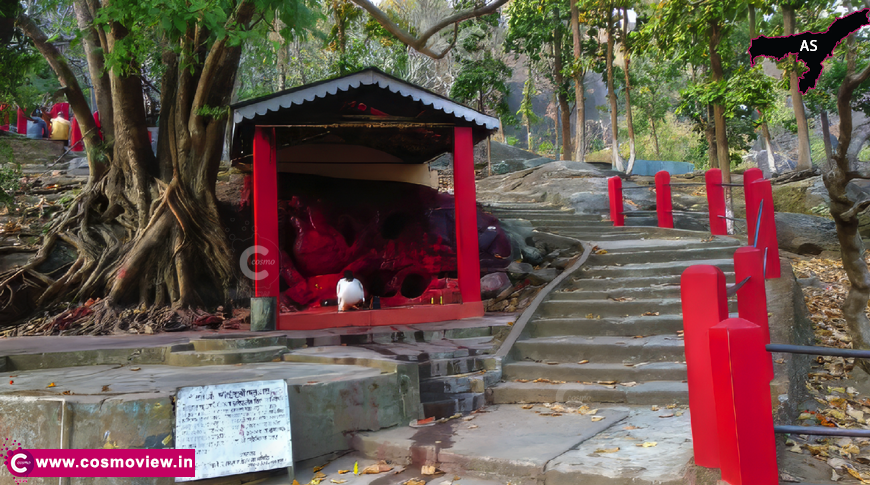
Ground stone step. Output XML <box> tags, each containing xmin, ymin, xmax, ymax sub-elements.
<box><xmin>191</xmin><ymin>336</ymin><xmax>287</xmax><ymax>352</ymax></box>
<box><xmin>490</xmin><ymin>213</ymin><xmax>607</xmax><ymax>223</ymax></box>
<box><xmin>555</xmin><ymin>231</ymin><xmax>658</xmax><ymax>241</ymax></box>
<box><xmin>537</xmin><ymin>225</ymin><xmax>649</xmax><ymax>235</ymax></box>
<box><xmin>503</xmin><ymin>361</ymin><xmax>687</xmax><ymax>382</ymax></box>
<box><xmin>490</xmin><ymin>380</ymin><xmax>688</xmax><ymax>405</ymax></box>
<box><xmin>566</xmin><ymin>273</ymin><xmax>735</xmax><ymax>291</ymax></box>
<box><xmin>593</xmin><ymin>237</ymin><xmax>742</xmax><ymax>253</ymax></box>
<box><xmin>537</xmin><ymin>298</ymin><xmax>688</xmax><ymax>318</ymax></box>
<box><xmin>589</xmin><ymin>245</ymin><xmax>738</xmax><ymax>264</ymax></box>
<box><xmin>580</xmin><ymin>258</ymin><xmax>734</xmax><ymax>278</ymax></box>
<box><xmin>511</xmin><ymin>335</ymin><xmax>685</xmax><ymax>364</ymax></box>
<box><xmin>165</xmin><ymin>346</ymin><xmax>290</xmax><ymax>366</ymax></box>
<box><xmin>527</xmin><ymin>315</ymin><xmax>685</xmax><ymax>337</ymax></box>
<box><xmin>550</xmin><ymin>286</ymin><xmax>682</xmax><ymax>301</ymax></box>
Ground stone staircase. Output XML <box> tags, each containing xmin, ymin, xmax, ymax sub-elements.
<box><xmin>484</xmin><ymin>203</ymin><xmax>742</xmax><ymax>406</ymax></box>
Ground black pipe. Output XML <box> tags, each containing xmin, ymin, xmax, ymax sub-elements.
<box><xmin>774</xmin><ymin>425</ymin><xmax>870</xmax><ymax>437</ymax></box>
<box><xmin>766</xmin><ymin>343</ymin><xmax>870</xmax><ymax>359</ymax></box>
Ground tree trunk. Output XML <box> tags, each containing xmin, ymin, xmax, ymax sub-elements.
<box><xmin>706</xmin><ymin>104</ymin><xmax>718</xmax><ymax>168</ymax></box>
<box><xmin>605</xmin><ymin>11</ymin><xmax>623</xmax><ymax>170</ymax></box>
<box><xmin>709</xmin><ymin>21</ymin><xmax>731</xmax><ymax>183</ymax></box>
<box><xmin>6</xmin><ymin>6</ymin><xmax>255</xmax><ymax>332</ymax></box>
<box><xmin>821</xmin><ymin>110</ymin><xmax>833</xmax><ymax>166</ymax></box>
<box><xmin>650</xmin><ymin>116</ymin><xmax>660</xmax><ymax>158</ymax></box>
<box><xmin>824</xmin><ymin>42</ymin><xmax>870</xmax><ymax>369</ymax></box>
<box><xmin>552</xmin><ymin>10</ymin><xmax>571</xmax><ymax>159</ymax></box>
<box><xmin>783</xmin><ymin>5</ymin><xmax>813</xmax><ymax>171</ymax></box>
<box><xmin>749</xmin><ymin>3</ymin><xmax>777</xmax><ymax>176</ymax></box>
<box><xmin>73</xmin><ymin>0</ymin><xmax>114</xmax><ymax>142</ymax></box>
<box><xmin>570</xmin><ymin>0</ymin><xmax>586</xmax><ymax>162</ymax></box>
<box><xmin>17</xmin><ymin>12</ymin><xmax>103</xmax><ymax>180</ymax></box>
<box><xmin>553</xmin><ymin>89</ymin><xmax>560</xmax><ymax>160</ymax></box>
<box><xmin>622</xmin><ymin>7</ymin><xmax>636</xmax><ymax>175</ymax></box>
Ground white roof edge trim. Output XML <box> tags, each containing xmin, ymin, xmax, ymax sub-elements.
<box><xmin>232</xmin><ymin>71</ymin><xmax>500</xmax><ymax>130</ymax></box>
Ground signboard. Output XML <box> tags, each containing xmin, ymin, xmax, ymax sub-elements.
<box><xmin>175</xmin><ymin>379</ymin><xmax>292</xmax><ymax>481</ymax></box>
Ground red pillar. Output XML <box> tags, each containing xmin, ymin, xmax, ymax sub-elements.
<box><xmin>706</xmin><ymin>169</ymin><xmax>727</xmax><ymax>236</ymax></box>
<box><xmin>655</xmin><ymin>171</ymin><xmax>674</xmax><ymax>228</ymax></box>
<box><xmin>709</xmin><ymin>318</ymin><xmax>778</xmax><ymax>485</ymax></box>
<box><xmin>608</xmin><ymin>176</ymin><xmax>625</xmax><ymax>227</ymax></box>
<box><xmin>733</xmin><ymin>246</ymin><xmax>774</xmax><ymax>382</ymax></box>
<box><xmin>743</xmin><ymin>168</ymin><xmax>764</xmax><ymax>245</ymax></box>
<box><xmin>680</xmin><ymin>265</ymin><xmax>728</xmax><ymax>469</ymax></box>
<box><xmin>70</xmin><ymin>115</ymin><xmax>84</xmax><ymax>152</ymax></box>
<box><xmin>453</xmin><ymin>127</ymin><xmax>482</xmax><ymax>305</ymax></box>
<box><xmin>252</xmin><ymin>127</ymin><xmax>280</xmax><ymax>317</ymax></box>
<box><xmin>751</xmin><ymin>179</ymin><xmax>781</xmax><ymax>279</ymax></box>
<box><xmin>17</xmin><ymin>107</ymin><xmax>26</xmax><ymax>135</ymax></box>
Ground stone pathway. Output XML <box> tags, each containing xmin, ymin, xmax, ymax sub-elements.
<box><xmin>352</xmin><ymin>201</ymin><xmax>741</xmax><ymax>484</ymax></box>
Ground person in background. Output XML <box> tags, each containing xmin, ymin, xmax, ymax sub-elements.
<box><xmin>50</xmin><ymin>112</ymin><xmax>70</xmax><ymax>142</ymax></box>
<box><xmin>26</xmin><ymin>109</ymin><xmax>48</xmax><ymax>139</ymax></box>
<box><xmin>336</xmin><ymin>270</ymin><xmax>365</xmax><ymax>312</ymax></box>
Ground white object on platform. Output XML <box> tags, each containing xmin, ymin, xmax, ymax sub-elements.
<box><xmin>336</xmin><ymin>278</ymin><xmax>365</xmax><ymax>311</ymax></box>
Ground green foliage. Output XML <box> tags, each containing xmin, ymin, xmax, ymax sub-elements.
<box><xmin>537</xmin><ymin>139</ymin><xmax>554</xmax><ymax>155</ymax></box>
<box><xmin>517</xmin><ymin>76</ymin><xmax>540</xmax><ymax>128</ymax></box>
<box><xmin>451</xmin><ymin>52</ymin><xmax>513</xmax><ymax>122</ymax></box>
<box><xmin>505</xmin><ymin>135</ymin><xmax>519</xmax><ymax>146</ymax></box>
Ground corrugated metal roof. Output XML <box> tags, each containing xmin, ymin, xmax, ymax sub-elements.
<box><xmin>231</xmin><ymin>67</ymin><xmax>500</xmax><ymax>130</ymax></box>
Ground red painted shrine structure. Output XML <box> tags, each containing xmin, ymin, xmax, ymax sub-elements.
<box><xmin>230</xmin><ymin>68</ymin><xmax>499</xmax><ymax>331</ymax></box>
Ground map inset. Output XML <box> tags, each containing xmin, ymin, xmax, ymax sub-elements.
<box><xmin>748</xmin><ymin>9</ymin><xmax>870</xmax><ymax>93</ymax></box>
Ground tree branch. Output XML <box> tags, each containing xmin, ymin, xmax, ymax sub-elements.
<box><xmin>843</xmin><ymin>196</ymin><xmax>870</xmax><ymax>222</ymax></box>
<box><xmin>349</xmin><ymin>0</ymin><xmax>505</xmax><ymax>58</ymax></box>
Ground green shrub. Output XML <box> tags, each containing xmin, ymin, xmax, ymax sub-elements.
<box><xmin>506</xmin><ymin>135</ymin><xmax>519</xmax><ymax>146</ymax></box>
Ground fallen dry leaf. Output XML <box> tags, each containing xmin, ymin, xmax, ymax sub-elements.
<box><xmin>637</xmin><ymin>442</ymin><xmax>657</xmax><ymax>448</ymax></box>
<box><xmin>594</xmin><ymin>447</ymin><xmax>619</xmax><ymax>453</ymax></box>
<box><xmin>313</xmin><ymin>465</ymin><xmax>325</xmax><ymax>473</ymax></box>
<box><xmin>623</xmin><ymin>426</ymin><xmax>640</xmax><ymax>430</ymax></box>
<box><xmin>659</xmin><ymin>413</ymin><xmax>675</xmax><ymax>418</ymax></box>
<box><xmin>404</xmin><ymin>480</ymin><xmax>425</xmax><ymax>485</ymax></box>
<box><xmin>46</xmin><ymin>383</ymin><xmax>55</xmax><ymax>388</ymax></box>
<box><xmin>337</xmin><ymin>470</ymin><xmax>350</xmax><ymax>475</ymax></box>
<box><xmin>421</xmin><ymin>465</ymin><xmax>437</xmax><ymax>475</ymax></box>
<box><xmin>330</xmin><ymin>481</ymin><xmax>347</xmax><ymax>484</ymax></box>
<box><xmin>578</xmin><ymin>360</ymin><xmax>589</xmax><ymax>364</ymax></box>
<box><xmin>642</xmin><ymin>312</ymin><xmax>660</xmax><ymax>316</ymax></box>
<box><xmin>130</xmin><ymin>367</ymin><xmax>141</xmax><ymax>371</ymax></box>
<box><xmin>101</xmin><ymin>385</ymin><xmax>110</xmax><ymax>392</ymax></box>
<box><xmin>362</xmin><ymin>461</ymin><xmax>394</xmax><ymax>475</ymax></box>
<box><xmin>522</xmin><ymin>404</ymin><xmax>534</xmax><ymax>409</ymax></box>
<box><xmin>591</xmin><ymin>416</ymin><xmax>605</xmax><ymax>422</ymax></box>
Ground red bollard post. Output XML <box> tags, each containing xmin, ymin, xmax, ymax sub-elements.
<box><xmin>750</xmin><ymin>179</ymin><xmax>781</xmax><ymax>279</ymax></box>
<box><xmin>706</xmin><ymin>169</ymin><xmax>727</xmax><ymax>236</ymax></box>
<box><xmin>655</xmin><ymin>171</ymin><xmax>674</xmax><ymax>228</ymax></box>
<box><xmin>733</xmin><ymin>247</ymin><xmax>774</xmax><ymax>381</ymax></box>
<box><xmin>680</xmin><ymin>265</ymin><xmax>729</xmax><ymax>469</ymax></box>
<box><xmin>709</xmin><ymin>318</ymin><xmax>778</xmax><ymax>485</ymax></box>
<box><xmin>743</xmin><ymin>168</ymin><xmax>764</xmax><ymax>246</ymax></box>
<box><xmin>608</xmin><ymin>176</ymin><xmax>625</xmax><ymax>227</ymax></box>
<box><xmin>16</xmin><ymin>107</ymin><xmax>26</xmax><ymax>135</ymax></box>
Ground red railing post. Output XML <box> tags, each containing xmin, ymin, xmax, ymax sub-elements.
<box><xmin>680</xmin><ymin>265</ymin><xmax>729</xmax><ymax>469</ymax></box>
<box><xmin>709</xmin><ymin>318</ymin><xmax>778</xmax><ymax>485</ymax></box>
<box><xmin>706</xmin><ymin>169</ymin><xmax>727</xmax><ymax>236</ymax></box>
<box><xmin>743</xmin><ymin>168</ymin><xmax>764</xmax><ymax>245</ymax></box>
<box><xmin>655</xmin><ymin>171</ymin><xmax>674</xmax><ymax>228</ymax></box>
<box><xmin>733</xmin><ymin>247</ymin><xmax>774</xmax><ymax>381</ymax></box>
<box><xmin>608</xmin><ymin>176</ymin><xmax>625</xmax><ymax>227</ymax></box>
<box><xmin>750</xmin><ymin>179</ymin><xmax>781</xmax><ymax>279</ymax></box>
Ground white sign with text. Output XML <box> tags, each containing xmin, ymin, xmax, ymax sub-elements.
<box><xmin>175</xmin><ymin>379</ymin><xmax>292</xmax><ymax>481</ymax></box>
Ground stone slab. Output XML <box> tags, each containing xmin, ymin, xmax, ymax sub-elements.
<box><xmin>544</xmin><ymin>405</ymin><xmax>695</xmax><ymax>485</ymax></box>
<box><xmin>352</xmin><ymin>404</ymin><xmax>629</xmax><ymax>483</ymax></box>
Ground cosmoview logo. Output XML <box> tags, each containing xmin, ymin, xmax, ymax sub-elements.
<box><xmin>2</xmin><ymin>439</ymin><xmax>33</xmax><ymax>483</ymax></box>
<box><xmin>240</xmin><ymin>245</ymin><xmax>274</xmax><ymax>281</ymax></box>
